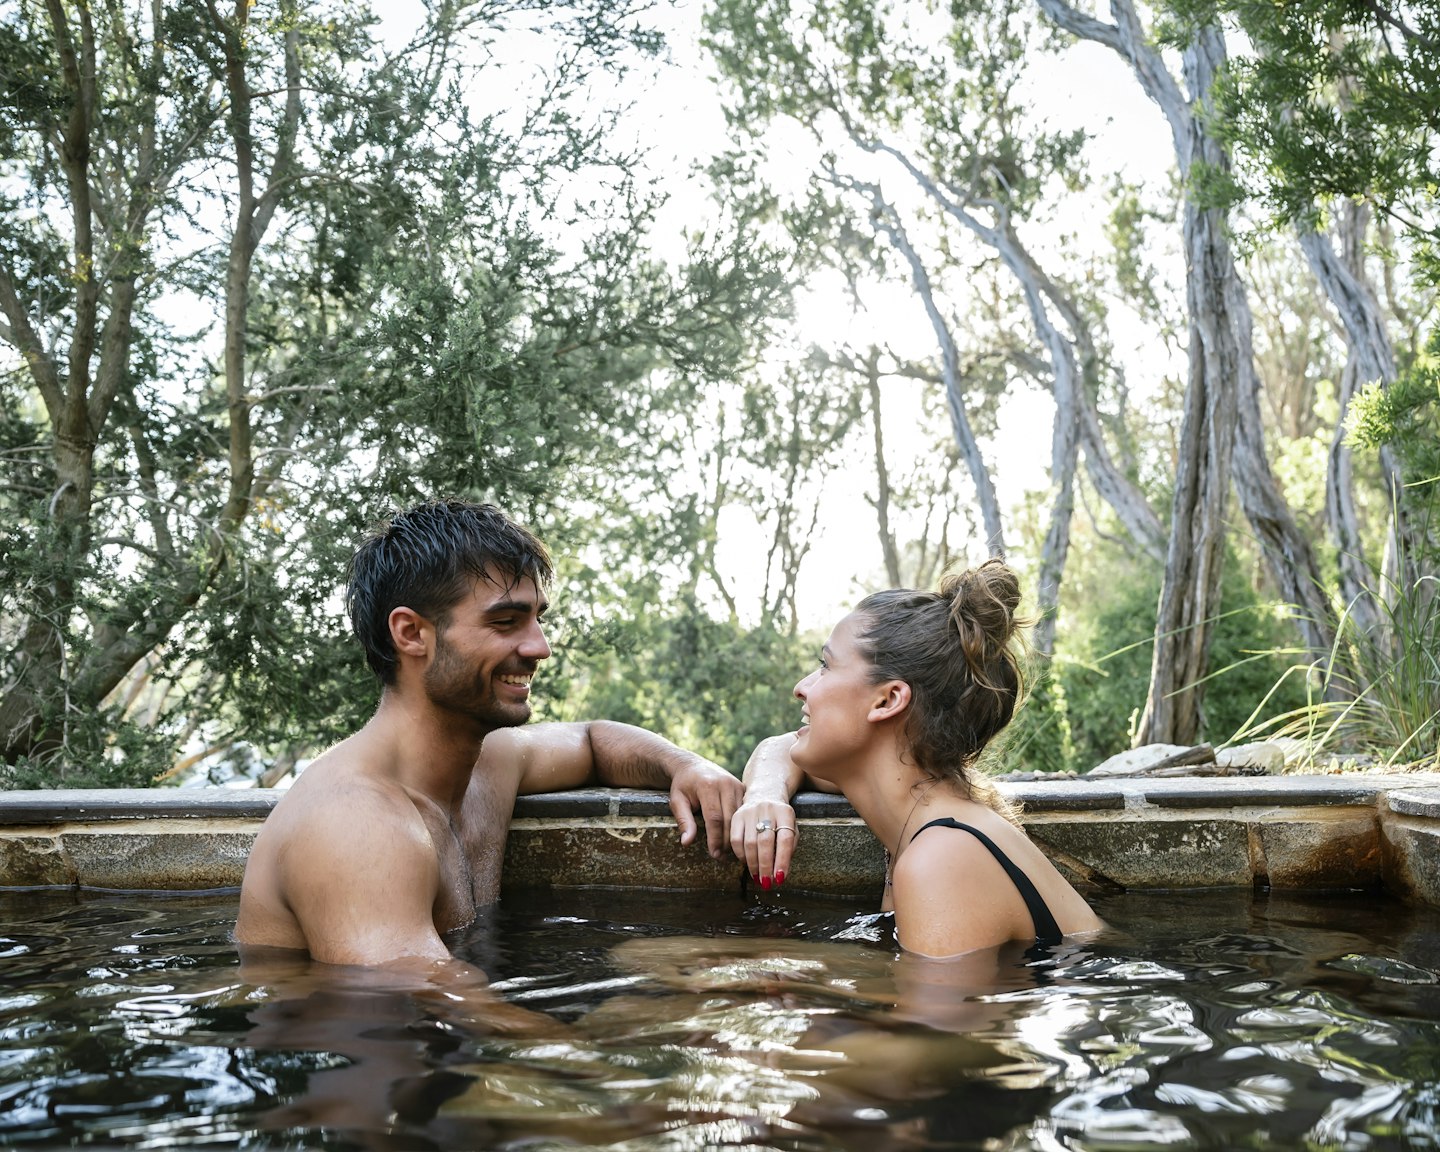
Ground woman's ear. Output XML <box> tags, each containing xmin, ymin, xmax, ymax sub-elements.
<box><xmin>867</xmin><ymin>680</ymin><xmax>911</xmax><ymax>723</ymax></box>
<box><xmin>389</xmin><ymin>606</ymin><xmax>432</xmax><ymax>660</ymax></box>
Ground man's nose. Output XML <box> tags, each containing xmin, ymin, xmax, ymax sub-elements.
<box><xmin>521</xmin><ymin>621</ymin><xmax>552</xmax><ymax>661</ymax></box>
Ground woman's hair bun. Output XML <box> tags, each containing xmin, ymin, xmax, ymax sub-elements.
<box><xmin>940</xmin><ymin>558</ymin><xmax>1022</xmax><ymax>683</ymax></box>
<box><xmin>852</xmin><ymin>557</ymin><xmax>1029</xmax><ymax>785</ymax></box>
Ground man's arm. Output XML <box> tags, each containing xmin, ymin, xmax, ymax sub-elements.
<box><xmin>587</xmin><ymin>720</ymin><xmax>744</xmax><ymax>859</ymax></box>
<box><xmin>479</xmin><ymin>721</ymin><xmax>744</xmax><ymax>859</ymax></box>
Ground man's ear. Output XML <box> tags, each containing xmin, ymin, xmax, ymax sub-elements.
<box><xmin>389</xmin><ymin>606</ymin><xmax>433</xmax><ymax>661</ymax></box>
<box><xmin>867</xmin><ymin>680</ymin><xmax>911</xmax><ymax>723</ymax></box>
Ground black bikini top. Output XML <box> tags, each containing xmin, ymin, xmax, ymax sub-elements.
<box><xmin>910</xmin><ymin>817</ymin><xmax>1064</xmax><ymax>946</ymax></box>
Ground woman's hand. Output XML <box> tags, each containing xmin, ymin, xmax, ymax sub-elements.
<box><xmin>730</xmin><ymin>797</ymin><xmax>798</xmax><ymax>888</ymax></box>
<box><xmin>730</xmin><ymin>733</ymin><xmax>804</xmax><ymax>888</ymax></box>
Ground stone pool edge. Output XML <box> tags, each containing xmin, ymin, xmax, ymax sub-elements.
<box><xmin>2</xmin><ymin>775</ymin><xmax>1439</xmax><ymax>903</ymax></box>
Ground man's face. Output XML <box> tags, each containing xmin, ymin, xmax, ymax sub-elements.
<box><xmin>422</xmin><ymin>572</ymin><xmax>552</xmax><ymax>728</ymax></box>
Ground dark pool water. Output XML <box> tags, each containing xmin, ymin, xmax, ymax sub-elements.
<box><xmin>1</xmin><ymin>885</ymin><xmax>1439</xmax><ymax>1150</ymax></box>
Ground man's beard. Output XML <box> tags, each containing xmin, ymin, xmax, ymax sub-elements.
<box><xmin>423</xmin><ymin>637</ymin><xmax>532</xmax><ymax>728</ymax></box>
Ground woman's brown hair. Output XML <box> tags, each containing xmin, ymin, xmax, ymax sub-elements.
<box><xmin>853</xmin><ymin>558</ymin><xmax>1027</xmax><ymax>795</ymax></box>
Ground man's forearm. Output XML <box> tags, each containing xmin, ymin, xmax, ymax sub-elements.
<box><xmin>587</xmin><ymin>720</ymin><xmax>706</xmax><ymax>787</ymax></box>
<box><xmin>587</xmin><ymin>720</ymin><xmax>742</xmax><ymax>857</ymax></box>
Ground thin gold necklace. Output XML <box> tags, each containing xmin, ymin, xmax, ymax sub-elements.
<box><xmin>883</xmin><ymin>779</ymin><xmax>941</xmax><ymax>888</ymax></box>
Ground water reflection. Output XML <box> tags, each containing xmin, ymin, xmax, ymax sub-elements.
<box><xmin>1</xmin><ymin>888</ymin><xmax>1440</xmax><ymax>1149</ymax></box>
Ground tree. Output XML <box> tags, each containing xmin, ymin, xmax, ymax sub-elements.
<box><xmin>816</xmin><ymin>343</ymin><xmax>974</xmax><ymax>591</ymax></box>
<box><xmin>1039</xmin><ymin>0</ymin><xmax>1340</xmax><ymax>743</ymax></box>
<box><xmin>1205</xmin><ymin>0</ymin><xmax>1440</xmax><ymax>597</ymax></box>
<box><xmin>0</xmin><ymin>0</ymin><xmax>786</xmax><ymax>782</ymax></box>
<box><xmin>706</xmin><ymin>0</ymin><xmax>1169</xmax><ymax>657</ymax></box>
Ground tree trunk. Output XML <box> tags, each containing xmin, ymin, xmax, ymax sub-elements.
<box><xmin>1298</xmin><ymin>202</ymin><xmax>1409</xmax><ymax>625</ymax></box>
<box><xmin>1138</xmin><ymin>162</ymin><xmax>1237</xmax><ymax>745</ymax></box>
<box><xmin>1299</xmin><ymin>215</ymin><xmax>1380</xmax><ymax>629</ymax></box>
<box><xmin>863</xmin><ymin>351</ymin><xmax>905</xmax><ymax>587</ymax></box>
<box><xmin>862</xmin><ymin>183</ymin><xmax>1008</xmax><ymax>556</ymax></box>
<box><xmin>1039</xmin><ymin>1</ymin><xmax>1342</xmax><ymax>739</ymax></box>
<box><xmin>1226</xmin><ymin>262</ymin><xmax>1338</xmax><ymax>661</ymax></box>
<box><xmin>990</xmin><ymin>222</ymin><xmax>1079</xmax><ymax>657</ymax></box>
<box><xmin>1031</xmin><ymin>265</ymin><xmax>1166</xmax><ymax>562</ymax></box>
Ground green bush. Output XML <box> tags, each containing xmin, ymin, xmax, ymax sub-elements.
<box><xmin>1030</xmin><ymin>548</ymin><xmax>1310</xmax><ymax>774</ymax></box>
<box><xmin>542</xmin><ymin>604</ymin><xmax>816</xmax><ymax>776</ymax></box>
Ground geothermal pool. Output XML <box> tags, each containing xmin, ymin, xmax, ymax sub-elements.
<box><xmin>1</xmin><ymin>885</ymin><xmax>1438</xmax><ymax>1150</ymax></box>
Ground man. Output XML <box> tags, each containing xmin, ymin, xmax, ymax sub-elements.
<box><xmin>236</xmin><ymin>499</ymin><xmax>743</xmax><ymax>970</ymax></box>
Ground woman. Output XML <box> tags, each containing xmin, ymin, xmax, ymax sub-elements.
<box><xmin>732</xmin><ymin>559</ymin><xmax>1102</xmax><ymax>958</ymax></box>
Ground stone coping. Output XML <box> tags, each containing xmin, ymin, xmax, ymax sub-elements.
<box><xmin>5</xmin><ymin>774</ymin><xmax>1440</xmax><ymax>903</ymax></box>
<box><xmin>1387</xmin><ymin>786</ymin><xmax>1440</xmax><ymax>819</ymax></box>
<box><xmin>1</xmin><ymin>772</ymin><xmax>1429</xmax><ymax>825</ymax></box>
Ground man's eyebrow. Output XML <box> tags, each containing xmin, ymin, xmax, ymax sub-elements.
<box><xmin>485</xmin><ymin>598</ymin><xmax>544</xmax><ymax>615</ymax></box>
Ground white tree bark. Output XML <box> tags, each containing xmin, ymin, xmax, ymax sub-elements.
<box><xmin>1022</xmin><ymin>247</ymin><xmax>1167</xmax><ymax>561</ymax></box>
<box><xmin>992</xmin><ymin>219</ymin><xmax>1081</xmax><ymax>656</ymax></box>
<box><xmin>1040</xmin><ymin>0</ymin><xmax>1341</xmax><ymax>740</ymax></box>
<box><xmin>860</xmin><ymin>182</ymin><xmax>1009</xmax><ymax>557</ymax></box>
<box><xmin>1298</xmin><ymin>203</ymin><xmax>1405</xmax><ymax>631</ymax></box>
<box><xmin>857</xmin><ymin>160</ymin><xmax>1082</xmax><ymax>650</ymax></box>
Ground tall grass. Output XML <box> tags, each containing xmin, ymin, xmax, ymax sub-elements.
<box><xmin>1231</xmin><ymin>568</ymin><xmax>1440</xmax><ymax>770</ymax></box>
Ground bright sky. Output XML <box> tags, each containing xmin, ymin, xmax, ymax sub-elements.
<box><xmin>371</xmin><ymin>0</ymin><xmax>1181</xmax><ymax>632</ymax></box>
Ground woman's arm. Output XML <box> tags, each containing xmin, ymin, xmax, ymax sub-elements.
<box><xmin>729</xmin><ymin>734</ymin><xmax>820</xmax><ymax>887</ymax></box>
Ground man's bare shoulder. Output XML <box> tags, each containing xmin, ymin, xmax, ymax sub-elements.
<box><xmin>237</xmin><ymin>735</ymin><xmax>439</xmax><ymax>952</ymax></box>
<box><xmin>259</xmin><ymin>735</ymin><xmax>433</xmax><ymax>853</ymax></box>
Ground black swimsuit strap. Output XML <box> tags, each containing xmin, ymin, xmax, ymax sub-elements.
<box><xmin>909</xmin><ymin>818</ymin><xmax>1064</xmax><ymax>945</ymax></box>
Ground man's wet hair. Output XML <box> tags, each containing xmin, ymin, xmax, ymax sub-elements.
<box><xmin>346</xmin><ymin>499</ymin><xmax>554</xmax><ymax>684</ymax></box>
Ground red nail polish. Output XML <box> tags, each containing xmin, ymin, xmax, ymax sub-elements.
<box><xmin>760</xmin><ymin>875</ymin><xmax>772</xmax><ymax>889</ymax></box>
<box><xmin>751</xmin><ymin>873</ymin><xmax>759</xmax><ymax>883</ymax></box>
<box><xmin>776</xmin><ymin>871</ymin><xmax>786</xmax><ymax>885</ymax></box>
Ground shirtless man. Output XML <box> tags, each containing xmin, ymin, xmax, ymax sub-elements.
<box><xmin>235</xmin><ymin>499</ymin><xmax>744</xmax><ymax>970</ymax></box>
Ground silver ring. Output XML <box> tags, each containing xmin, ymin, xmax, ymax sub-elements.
<box><xmin>776</xmin><ymin>826</ymin><xmax>796</xmax><ymax>834</ymax></box>
<box><xmin>755</xmin><ymin>819</ymin><xmax>773</xmax><ymax>833</ymax></box>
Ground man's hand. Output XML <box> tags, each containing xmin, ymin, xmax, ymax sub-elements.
<box><xmin>667</xmin><ymin>758</ymin><xmax>745</xmax><ymax>860</ymax></box>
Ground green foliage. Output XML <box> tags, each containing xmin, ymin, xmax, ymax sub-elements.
<box><xmin>1196</xmin><ymin>0</ymin><xmax>1440</xmax><ymax>238</ymax></box>
<box><xmin>1003</xmin><ymin>671</ymin><xmax>1073</xmax><ymax>776</ymax></box>
<box><xmin>0</xmin><ymin>714</ymin><xmax>177</xmax><ymax>791</ymax></box>
<box><xmin>1038</xmin><ymin>546</ymin><xmax>1309</xmax><ymax>772</ymax></box>
<box><xmin>0</xmin><ymin>0</ymin><xmax>790</xmax><ymax>786</ymax></box>
<box><xmin>1346</xmin><ymin>326</ymin><xmax>1440</xmax><ymax>500</ymax></box>
<box><xmin>543</xmin><ymin>604</ymin><xmax>816</xmax><ymax>776</ymax></box>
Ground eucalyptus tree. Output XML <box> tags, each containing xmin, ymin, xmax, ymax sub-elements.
<box><xmin>706</xmin><ymin>0</ymin><xmax>1163</xmax><ymax>655</ymax></box>
<box><xmin>0</xmin><ymin>0</ymin><xmax>783</xmax><ymax>781</ymax></box>
<box><xmin>813</xmin><ymin>343</ymin><xmax>975</xmax><ymax>591</ymax></box>
<box><xmin>1037</xmin><ymin>0</ymin><xmax>1343</xmax><ymax>743</ymax></box>
<box><xmin>1206</xmin><ymin>0</ymin><xmax>1440</xmax><ymax>604</ymax></box>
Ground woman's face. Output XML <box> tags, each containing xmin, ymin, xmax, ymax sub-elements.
<box><xmin>791</xmin><ymin>611</ymin><xmax>883</xmax><ymax>779</ymax></box>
